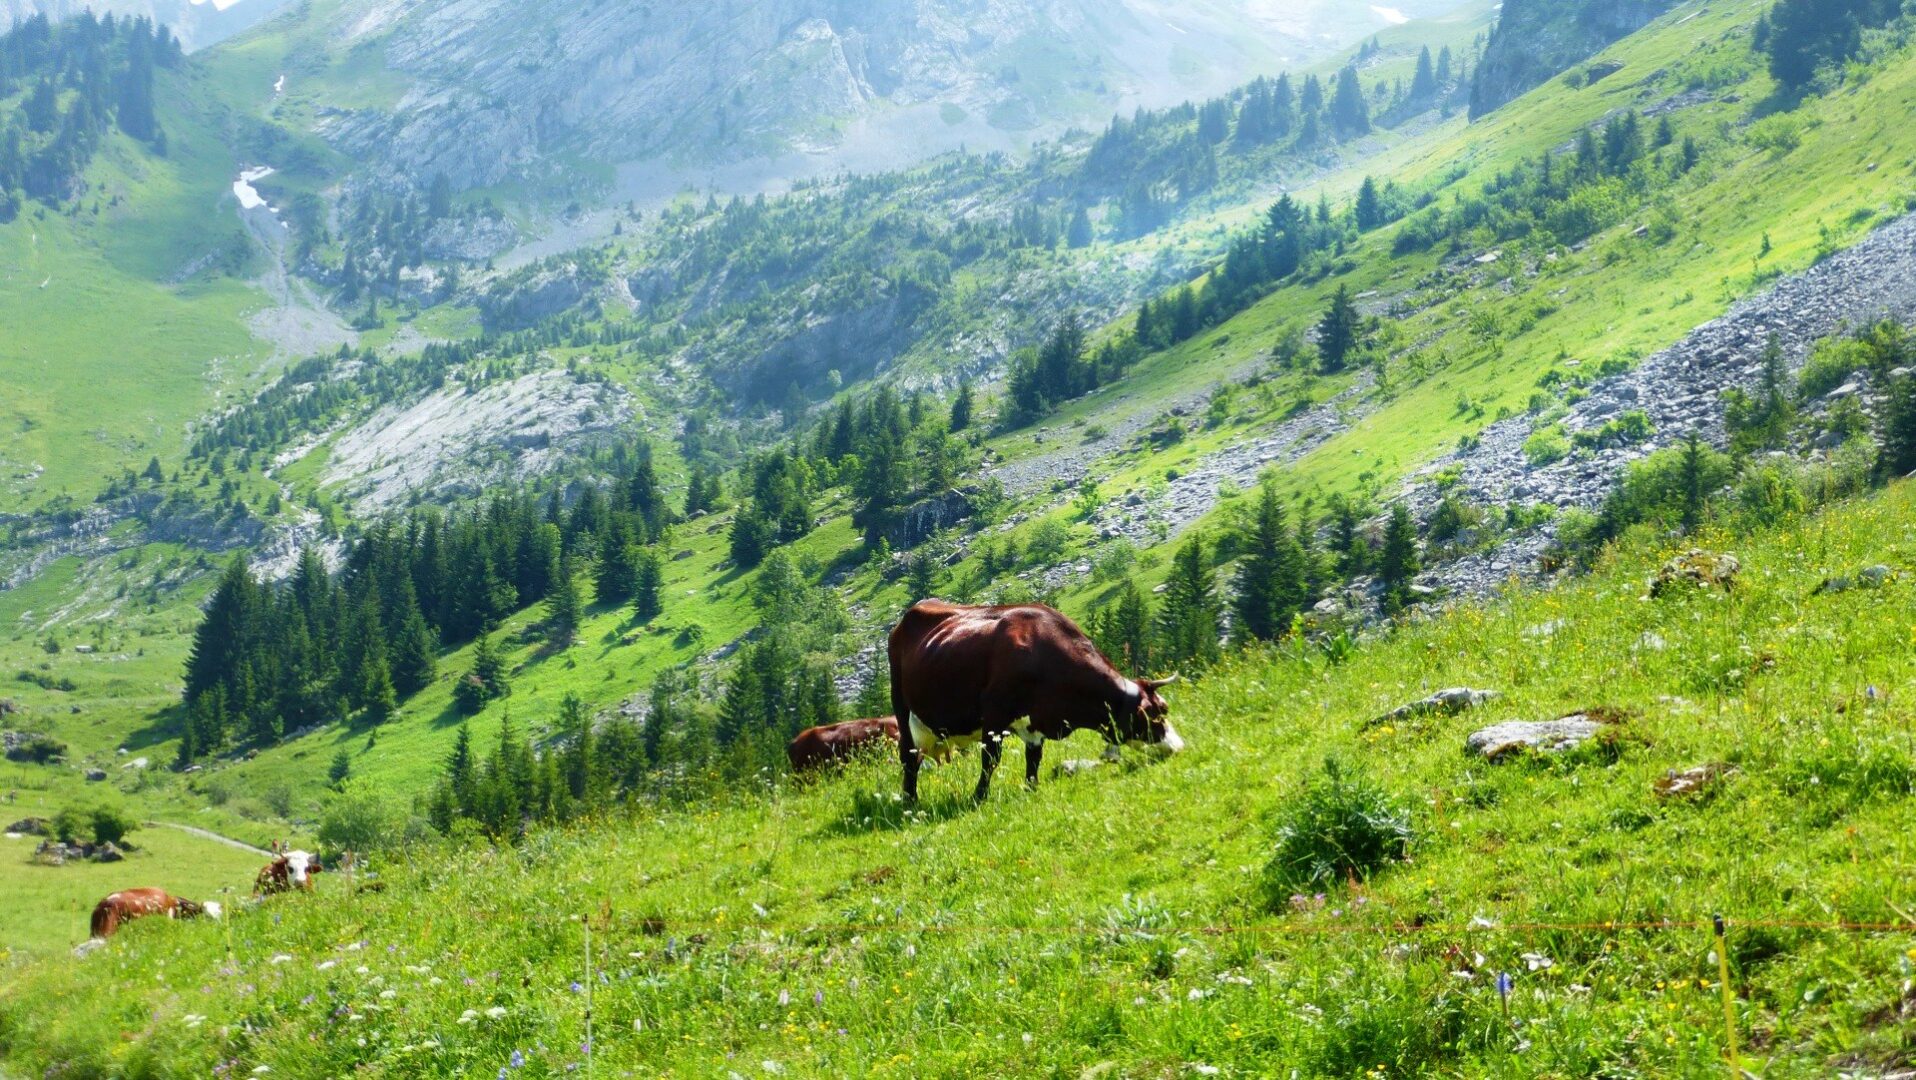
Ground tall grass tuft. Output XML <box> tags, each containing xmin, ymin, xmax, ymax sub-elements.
<box><xmin>1263</xmin><ymin>757</ymin><xmax>1414</xmax><ymax>900</ymax></box>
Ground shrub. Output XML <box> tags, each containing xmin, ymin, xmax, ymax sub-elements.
<box><xmin>88</xmin><ymin>804</ymin><xmax>136</xmax><ymax>846</ymax></box>
<box><xmin>1523</xmin><ymin>425</ymin><xmax>1570</xmax><ymax>467</ymax></box>
<box><xmin>1796</xmin><ymin>339</ymin><xmax>1870</xmax><ymax>400</ymax></box>
<box><xmin>1263</xmin><ymin>759</ymin><xmax>1413</xmax><ymax>898</ymax></box>
<box><xmin>318</xmin><ymin>778</ymin><xmax>430</xmax><ymax>856</ymax></box>
<box><xmin>4</xmin><ymin>732</ymin><xmax>66</xmax><ymax>764</ymax></box>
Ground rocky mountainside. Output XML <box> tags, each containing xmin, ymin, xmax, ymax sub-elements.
<box><xmin>1</xmin><ymin>0</ymin><xmax>288</xmax><ymax>50</ymax></box>
<box><xmin>276</xmin><ymin>0</ymin><xmax>1472</xmax><ymax>190</ymax></box>
<box><xmin>1467</xmin><ymin>0</ymin><xmax>1677</xmax><ymax>118</ymax></box>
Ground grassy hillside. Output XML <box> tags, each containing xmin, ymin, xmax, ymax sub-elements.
<box><xmin>4</xmin><ymin>478</ymin><xmax>1915</xmax><ymax>1075</ymax></box>
<box><xmin>0</xmin><ymin>796</ymin><xmax>265</xmax><ymax>952</ymax></box>
<box><xmin>8</xmin><ymin>0</ymin><xmax>1913</xmax><ymax>857</ymax></box>
<box><xmin>0</xmin><ymin>65</ymin><xmax>273</xmax><ymax>513</ymax></box>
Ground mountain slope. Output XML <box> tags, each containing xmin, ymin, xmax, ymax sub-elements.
<box><xmin>1</xmin><ymin>0</ymin><xmax>292</xmax><ymax>51</ymax></box>
<box><xmin>1468</xmin><ymin>0</ymin><xmax>1678</xmax><ymax>117</ymax></box>
<box><xmin>210</xmin><ymin>0</ymin><xmax>1475</xmax><ymax>190</ymax></box>
<box><xmin>3</xmin><ymin>479</ymin><xmax>1914</xmax><ymax>1075</ymax></box>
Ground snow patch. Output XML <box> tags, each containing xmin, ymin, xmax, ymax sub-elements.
<box><xmin>1370</xmin><ymin>5</ymin><xmax>1410</xmax><ymax>24</ymax></box>
<box><xmin>233</xmin><ymin>166</ymin><xmax>277</xmax><ymax>212</ymax></box>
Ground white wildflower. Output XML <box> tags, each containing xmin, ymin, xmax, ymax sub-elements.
<box><xmin>485</xmin><ymin>1006</ymin><xmax>508</xmax><ymax>1020</ymax></box>
<box><xmin>269</xmin><ymin>953</ymin><xmax>293</xmax><ymax>965</ymax></box>
<box><xmin>379</xmin><ymin>989</ymin><xmax>397</xmax><ymax>1000</ymax></box>
<box><xmin>316</xmin><ymin>960</ymin><xmax>337</xmax><ymax>971</ymax></box>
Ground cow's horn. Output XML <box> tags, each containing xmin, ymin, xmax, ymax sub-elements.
<box><xmin>1141</xmin><ymin>674</ymin><xmax>1180</xmax><ymax>689</ymax></box>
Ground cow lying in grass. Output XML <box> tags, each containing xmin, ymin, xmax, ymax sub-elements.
<box><xmin>255</xmin><ymin>849</ymin><xmax>322</xmax><ymax>896</ymax></box>
<box><xmin>89</xmin><ymin>888</ymin><xmax>221</xmax><ymax>939</ymax></box>
<box><xmin>786</xmin><ymin>716</ymin><xmax>901</xmax><ymax>773</ymax></box>
<box><xmin>889</xmin><ymin>600</ymin><xmax>1182</xmax><ymax>803</ymax></box>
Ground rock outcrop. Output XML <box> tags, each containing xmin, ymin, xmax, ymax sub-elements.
<box><xmin>1469</xmin><ymin>0</ymin><xmax>1678</xmax><ymax>118</ymax></box>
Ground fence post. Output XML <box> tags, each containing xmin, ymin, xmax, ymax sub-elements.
<box><xmin>1713</xmin><ymin>914</ymin><xmax>1740</xmax><ymax>1078</ymax></box>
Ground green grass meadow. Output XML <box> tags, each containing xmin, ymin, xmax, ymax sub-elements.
<box><xmin>5</xmin><ymin>480</ymin><xmax>1916</xmax><ymax>1075</ymax></box>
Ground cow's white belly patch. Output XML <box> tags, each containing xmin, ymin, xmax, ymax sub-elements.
<box><xmin>906</xmin><ymin>714</ymin><xmax>1042</xmax><ymax>758</ymax></box>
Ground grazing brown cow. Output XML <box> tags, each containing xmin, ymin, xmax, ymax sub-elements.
<box><xmin>255</xmin><ymin>849</ymin><xmax>321</xmax><ymax>896</ymax></box>
<box><xmin>888</xmin><ymin>600</ymin><xmax>1182</xmax><ymax>803</ymax></box>
<box><xmin>89</xmin><ymin>888</ymin><xmax>221</xmax><ymax>938</ymax></box>
<box><xmin>786</xmin><ymin>716</ymin><xmax>901</xmax><ymax>773</ymax></box>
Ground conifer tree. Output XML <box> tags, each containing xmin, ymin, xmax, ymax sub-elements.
<box><xmin>1066</xmin><ymin>206</ymin><xmax>1094</xmax><ymax>248</ymax></box>
<box><xmin>1410</xmin><ymin>46</ymin><xmax>1438</xmax><ymax>100</ymax></box>
<box><xmin>633</xmin><ymin>548</ymin><xmax>664</xmax><ymax>623</ymax></box>
<box><xmin>391</xmin><ymin>607</ymin><xmax>438</xmax><ymax>697</ymax></box>
<box><xmin>1330</xmin><ymin>67</ymin><xmax>1370</xmax><ymax>136</ymax></box>
<box><xmin>1156</xmin><ymin>535</ymin><xmax>1220</xmax><ymax>669</ymax></box>
<box><xmin>1354</xmin><ymin>177</ymin><xmax>1384</xmax><ymax>231</ymax></box>
<box><xmin>596</xmin><ymin>528</ymin><xmax>639</xmax><ymax>604</ymax></box>
<box><xmin>1233</xmin><ymin>484</ymin><xmax>1309</xmax><ymax>643</ymax></box>
<box><xmin>1378</xmin><ymin>505</ymin><xmax>1421</xmax><ymax>613</ymax></box>
<box><xmin>1317</xmin><ymin>285</ymin><xmax>1362</xmax><ymax>373</ymax></box>
<box><xmin>545</xmin><ymin>557</ymin><xmax>582</xmax><ymax>647</ymax></box>
<box><xmin>948</xmin><ymin>381</ymin><xmax>975</xmax><ymax>433</ymax></box>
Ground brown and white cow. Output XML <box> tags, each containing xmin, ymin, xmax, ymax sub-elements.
<box><xmin>786</xmin><ymin>716</ymin><xmax>901</xmax><ymax>773</ymax></box>
<box><xmin>255</xmin><ymin>849</ymin><xmax>322</xmax><ymax>896</ymax></box>
<box><xmin>89</xmin><ymin>888</ymin><xmax>222</xmax><ymax>939</ymax></box>
<box><xmin>888</xmin><ymin>600</ymin><xmax>1182</xmax><ymax>803</ymax></box>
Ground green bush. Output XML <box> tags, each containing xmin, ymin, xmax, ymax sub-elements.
<box><xmin>1263</xmin><ymin>759</ymin><xmax>1413</xmax><ymax>899</ymax></box>
<box><xmin>88</xmin><ymin>804</ymin><xmax>136</xmax><ymax>846</ymax></box>
<box><xmin>1523</xmin><ymin>424</ymin><xmax>1570</xmax><ymax>467</ymax></box>
<box><xmin>1796</xmin><ymin>339</ymin><xmax>1870</xmax><ymax>400</ymax></box>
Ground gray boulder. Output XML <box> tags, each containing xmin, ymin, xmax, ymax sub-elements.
<box><xmin>1654</xmin><ymin>763</ymin><xmax>1737</xmax><ymax>800</ymax></box>
<box><xmin>1368</xmin><ymin>688</ymin><xmax>1499</xmax><ymax>730</ymax></box>
<box><xmin>1466</xmin><ymin>716</ymin><xmax>1605</xmax><ymax>760</ymax></box>
<box><xmin>84</xmin><ymin>768</ymin><xmax>107</xmax><ymax>782</ymax></box>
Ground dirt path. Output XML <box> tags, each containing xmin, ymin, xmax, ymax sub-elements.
<box><xmin>144</xmin><ymin>821</ymin><xmax>273</xmax><ymax>858</ymax></box>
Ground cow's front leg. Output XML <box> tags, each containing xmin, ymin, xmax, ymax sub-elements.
<box><xmin>899</xmin><ymin>719</ymin><xmax>922</xmax><ymax>805</ymax></box>
<box><xmin>974</xmin><ymin>732</ymin><xmax>1003</xmax><ymax>803</ymax></box>
<box><xmin>1022</xmin><ymin>735</ymin><xmax>1045</xmax><ymax>789</ymax></box>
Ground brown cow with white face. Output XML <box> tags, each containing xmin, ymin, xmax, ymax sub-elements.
<box><xmin>255</xmin><ymin>848</ymin><xmax>322</xmax><ymax>896</ymax></box>
<box><xmin>888</xmin><ymin>600</ymin><xmax>1182</xmax><ymax>803</ymax></box>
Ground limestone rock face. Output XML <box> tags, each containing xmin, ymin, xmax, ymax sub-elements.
<box><xmin>1469</xmin><ymin>0</ymin><xmax>1678</xmax><ymax>119</ymax></box>
<box><xmin>287</xmin><ymin>0</ymin><xmax>1463</xmax><ymax>188</ymax></box>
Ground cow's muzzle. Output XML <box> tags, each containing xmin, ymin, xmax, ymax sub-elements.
<box><xmin>1127</xmin><ymin>723</ymin><xmax>1185</xmax><ymax>757</ymax></box>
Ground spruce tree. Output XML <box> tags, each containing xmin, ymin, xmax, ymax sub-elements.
<box><xmin>1354</xmin><ymin>177</ymin><xmax>1384</xmax><ymax>231</ymax></box>
<box><xmin>358</xmin><ymin>648</ymin><xmax>397</xmax><ymax>725</ymax></box>
<box><xmin>633</xmin><ymin>548</ymin><xmax>664</xmax><ymax>623</ymax></box>
<box><xmin>1410</xmin><ymin>46</ymin><xmax>1437</xmax><ymax>100</ymax></box>
<box><xmin>1378</xmin><ymin>505</ymin><xmax>1421</xmax><ymax>613</ymax></box>
<box><xmin>906</xmin><ymin>550</ymin><xmax>942</xmax><ymax>601</ymax></box>
<box><xmin>391</xmin><ymin>608</ymin><xmax>438</xmax><ymax>697</ymax></box>
<box><xmin>596</xmin><ymin>532</ymin><xmax>639</xmax><ymax>604</ymax></box>
<box><xmin>546</xmin><ymin>556</ymin><xmax>582</xmax><ymax>647</ymax></box>
<box><xmin>948</xmin><ymin>381</ymin><xmax>975</xmax><ymax>433</ymax></box>
<box><xmin>1317</xmin><ymin>285</ymin><xmax>1362</xmax><ymax>373</ymax></box>
<box><xmin>1233</xmin><ymin>484</ymin><xmax>1308</xmax><ymax>643</ymax></box>
<box><xmin>1066</xmin><ymin>206</ymin><xmax>1094</xmax><ymax>248</ymax></box>
<box><xmin>1156</xmin><ymin>535</ymin><xmax>1220</xmax><ymax>669</ymax></box>
<box><xmin>1878</xmin><ymin>372</ymin><xmax>1916</xmax><ymax>479</ymax></box>
<box><xmin>1330</xmin><ymin>67</ymin><xmax>1370</xmax><ymax>136</ymax></box>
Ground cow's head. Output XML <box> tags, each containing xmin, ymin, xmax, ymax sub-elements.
<box><xmin>1115</xmin><ymin>675</ymin><xmax>1185</xmax><ymax>756</ymax></box>
<box><xmin>285</xmin><ymin>850</ymin><xmax>321</xmax><ymax>888</ymax></box>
